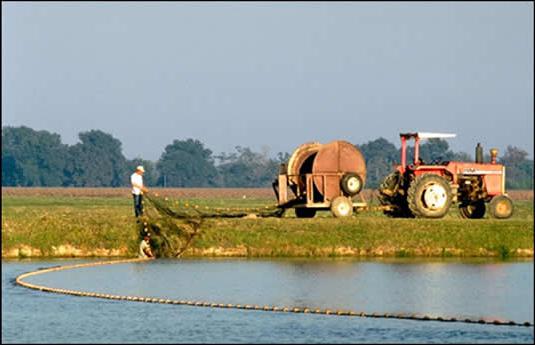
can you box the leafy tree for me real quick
[156,139,217,187]
[499,146,533,190]
[410,138,455,164]
[357,138,399,188]
[276,151,291,165]
[66,130,127,187]
[126,158,159,187]
[2,125,533,190]
[452,151,473,162]
[2,126,69,186]
[215,147,285,187]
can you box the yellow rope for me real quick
[15,259,533,328]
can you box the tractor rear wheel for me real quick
[488,195,514,219]
[341,173,363,196]
[407,174,452,218]
[331,196,353,218]
[459,200,486,219]
[295,208,317,218]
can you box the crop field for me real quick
[2,188,533,259]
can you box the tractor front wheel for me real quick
[459,200,486,219]
[488,195,514,219]
[407,174,452,218]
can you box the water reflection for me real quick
[26,258,534,323]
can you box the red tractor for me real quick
[378,132,513,219]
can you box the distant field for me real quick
[2,187,533,200]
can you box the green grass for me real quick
[194,213,533,257]
[2,196,138,256]
[2,195,533,258]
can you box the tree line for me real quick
[2,126,533,189]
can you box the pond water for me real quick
[2,258,534,343]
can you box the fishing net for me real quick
[138,193,285,257]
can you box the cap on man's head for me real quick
[136,165,145,172]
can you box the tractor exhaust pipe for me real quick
[475,143,483,163]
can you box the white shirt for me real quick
[139,240,151,258]
[131,173,144,195]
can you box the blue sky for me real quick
[2,2,533,160]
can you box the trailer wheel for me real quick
[407,174,452,218]
[341,173,363,196]
[331,196,353,218]
[459,201,486,219]
[295,208,317,218]
[489,195,513,219]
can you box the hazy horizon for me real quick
[2,2,533,160]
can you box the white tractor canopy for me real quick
[400,132,456,140]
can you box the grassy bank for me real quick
[2,192,533,259]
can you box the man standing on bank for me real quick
[131,165,149,218]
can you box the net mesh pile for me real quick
[140,194,285,257]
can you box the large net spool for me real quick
[286,142,322,192]
[312,140,367,201]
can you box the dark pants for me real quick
[133,194,143,217]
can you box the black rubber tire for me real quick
[459,200,486,219]
[295,208,317,218]
[330,196,353,218]
[378,171,413,218]
[341,173,363,196]
[488,195,514,219]
[407,174,452,218]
